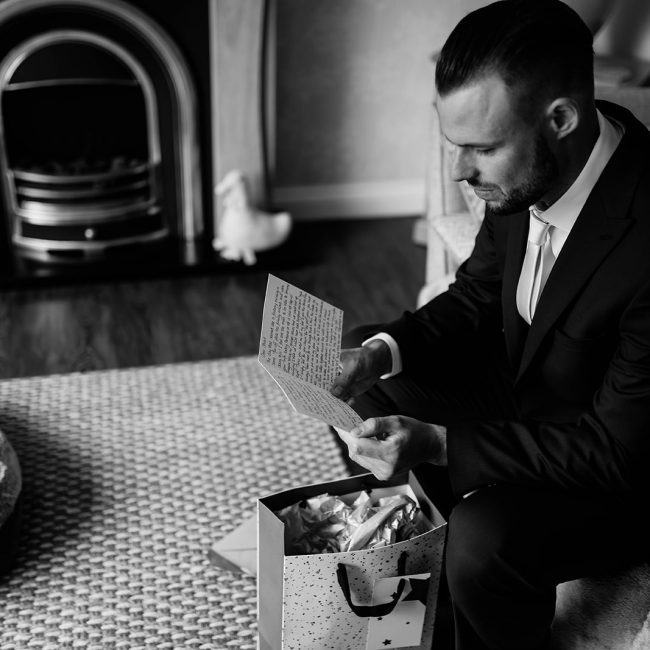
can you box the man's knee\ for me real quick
[445,488,555,650]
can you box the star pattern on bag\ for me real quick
[382,640,392,646]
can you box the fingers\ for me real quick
[351,416,396,439]
[332,348,364,400]
[333,426,353,443]
[330,376,350,400]
[337,426,383,457]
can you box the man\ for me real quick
[330,1,650,648]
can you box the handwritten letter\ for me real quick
[259,275,362,431]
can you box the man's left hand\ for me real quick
[335,416,447,481]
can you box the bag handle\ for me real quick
[336,551,408,618]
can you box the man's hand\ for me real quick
[329,340,392,402]
[335,415,447,481]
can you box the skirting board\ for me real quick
[271,179,426,220]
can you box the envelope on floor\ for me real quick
[209,514,257,575]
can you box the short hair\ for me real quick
[435,0,595,103]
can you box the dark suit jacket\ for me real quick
[383,100,650,500]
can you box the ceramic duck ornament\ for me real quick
[212,170,292,265]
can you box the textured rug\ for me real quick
[0,356,349,649]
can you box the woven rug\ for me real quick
[0,355,349,649]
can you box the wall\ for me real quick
[593,0,650,61]
[270,0,488,220]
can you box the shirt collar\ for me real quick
[531,110,623,257]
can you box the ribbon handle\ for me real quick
[336,551,408,618]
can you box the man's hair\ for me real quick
[435,0,595,103]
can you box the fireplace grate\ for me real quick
[13,157,155,214]
[7,157,167,261]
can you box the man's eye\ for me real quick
[476,148,495,155]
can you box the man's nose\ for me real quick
[448,146,476,183]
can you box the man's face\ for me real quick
[436,74,559,215]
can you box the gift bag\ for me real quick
[257,471,447,650]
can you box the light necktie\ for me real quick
[516,211,555,324]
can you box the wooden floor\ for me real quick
[0,218,426,380]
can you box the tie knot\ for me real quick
[528,213,550,246]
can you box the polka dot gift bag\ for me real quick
[257,471,447,650]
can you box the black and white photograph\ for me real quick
[2,1,650,649]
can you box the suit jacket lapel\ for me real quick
[501,208,529,371]
[513,112,646,382]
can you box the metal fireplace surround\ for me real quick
[0,0,266,272]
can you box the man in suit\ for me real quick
[330,1,650,648]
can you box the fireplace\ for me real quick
[0,0,267,282]
[1,32,170,262]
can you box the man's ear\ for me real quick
[546,98,580,140]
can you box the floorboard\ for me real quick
[0,218,426,379]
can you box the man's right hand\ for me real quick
[329,339,392,403]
